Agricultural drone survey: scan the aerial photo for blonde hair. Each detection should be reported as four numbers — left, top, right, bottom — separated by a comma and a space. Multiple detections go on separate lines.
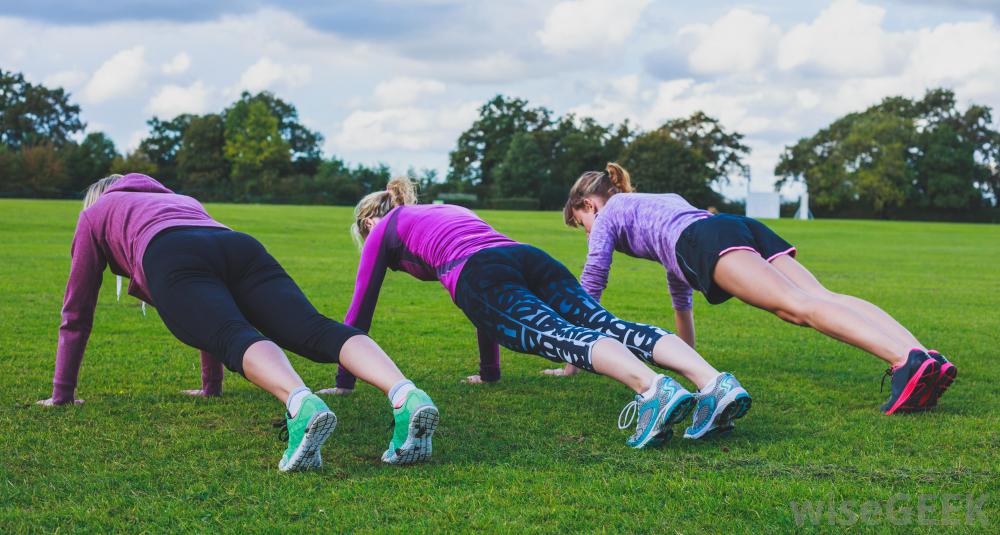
83, 174, 124, 210
351, 176, 418, 247
562, 163, 634, 227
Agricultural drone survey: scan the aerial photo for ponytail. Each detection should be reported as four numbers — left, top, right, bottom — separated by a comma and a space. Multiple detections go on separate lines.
351, 176, 418, 247
562, 162, 634, 227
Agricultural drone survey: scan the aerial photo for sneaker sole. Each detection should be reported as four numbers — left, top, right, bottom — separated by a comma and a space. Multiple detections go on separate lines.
279, 410, 337, 472
884, 359, 940, 415
633, 393, 696, 449
382, 405, 439, 465
685, 391, 752, 440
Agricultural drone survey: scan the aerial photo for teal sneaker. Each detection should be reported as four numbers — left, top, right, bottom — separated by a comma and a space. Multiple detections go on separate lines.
684, 373, 751, 440
618, 375, 696, 449
277, 394, 337, 472
382, 389, 439, 465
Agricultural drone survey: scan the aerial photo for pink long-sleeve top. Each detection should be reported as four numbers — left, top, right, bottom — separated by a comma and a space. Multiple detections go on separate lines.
335, 204, 519, 389
52, 173, 228, 403
580, 192, 711, 311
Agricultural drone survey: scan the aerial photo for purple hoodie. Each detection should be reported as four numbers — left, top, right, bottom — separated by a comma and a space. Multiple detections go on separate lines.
580, 192, 710, 311
52, 174, 227, 403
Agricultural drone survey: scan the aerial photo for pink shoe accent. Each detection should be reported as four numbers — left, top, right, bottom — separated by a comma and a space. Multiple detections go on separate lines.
766, 247, 797, 262
885, 359, 939, 415
718, 246, 758, 257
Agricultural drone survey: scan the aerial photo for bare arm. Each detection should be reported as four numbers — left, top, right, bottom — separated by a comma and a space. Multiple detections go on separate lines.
674, 308, 696, 348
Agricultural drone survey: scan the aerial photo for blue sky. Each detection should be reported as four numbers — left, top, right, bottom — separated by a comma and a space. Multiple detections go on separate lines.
2, 0, 998, 199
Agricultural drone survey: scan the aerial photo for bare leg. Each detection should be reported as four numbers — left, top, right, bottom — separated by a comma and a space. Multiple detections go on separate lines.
714, 251, 909, 366
337, 334, 406, 394
651, 334, 720, 390
241, 340, 306, 404
590, 338, 659, 394
770, 255, 926, 351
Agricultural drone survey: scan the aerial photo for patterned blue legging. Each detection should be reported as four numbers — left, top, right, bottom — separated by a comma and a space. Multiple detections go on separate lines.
454, 245, 669, 372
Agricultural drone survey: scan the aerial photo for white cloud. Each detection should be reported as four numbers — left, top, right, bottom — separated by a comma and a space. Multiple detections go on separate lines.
333, 102, 479, 152
538, 0, 651, 54
161, 52, 191, 75
43, 69, 88, 90
680, 9, 781, 75
82, 46, 147, 103
235, 56, 312, 94
777, 0, 907, 77
146, 81, 211, 118
374, 77, 446, 107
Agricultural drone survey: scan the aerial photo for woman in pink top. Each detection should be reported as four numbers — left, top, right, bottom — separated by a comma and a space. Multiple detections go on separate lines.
561, 163, 956, 417
331, 177, 751, 447
40, 173, 439, 470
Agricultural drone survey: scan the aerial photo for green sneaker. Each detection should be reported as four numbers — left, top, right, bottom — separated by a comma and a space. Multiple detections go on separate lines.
382, 389, 439, 465
277, 394, 337, 472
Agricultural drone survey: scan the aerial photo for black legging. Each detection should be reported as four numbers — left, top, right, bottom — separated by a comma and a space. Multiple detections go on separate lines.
143, 227, 363, 375
455, 245, 669, 372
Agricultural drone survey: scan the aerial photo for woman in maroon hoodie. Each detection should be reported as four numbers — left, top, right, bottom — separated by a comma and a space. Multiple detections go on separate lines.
39, 173, 440, 471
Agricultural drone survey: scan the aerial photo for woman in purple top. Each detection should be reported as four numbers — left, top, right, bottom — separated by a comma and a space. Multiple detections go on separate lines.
40, 173, 439, 470
332, 177, 751, 446
561, 163, 956, 416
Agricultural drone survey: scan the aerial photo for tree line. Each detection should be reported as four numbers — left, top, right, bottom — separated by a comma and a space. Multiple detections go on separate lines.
1, 67, 997, 220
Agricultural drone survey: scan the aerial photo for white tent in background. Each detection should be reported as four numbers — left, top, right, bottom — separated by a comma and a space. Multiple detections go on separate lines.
746, 191, 781, 219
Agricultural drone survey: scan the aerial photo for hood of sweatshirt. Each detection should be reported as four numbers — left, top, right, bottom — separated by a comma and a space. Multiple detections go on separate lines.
103, 173, 174, 195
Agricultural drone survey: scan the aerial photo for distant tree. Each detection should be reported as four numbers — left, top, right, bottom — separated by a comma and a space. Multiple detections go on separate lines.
231, 91, 324, 175
137, 115, 194, 187
110, 148, 158, 177
495, 131, 550, 199
0, 69, 84, 149
64, 132, 117, 194
176, 114, 228, 199
18, 143, 70, 197
620, 112, 747, 208
448, 95, 553, 199
223, 99, 291, 200
777, 88, 998, 216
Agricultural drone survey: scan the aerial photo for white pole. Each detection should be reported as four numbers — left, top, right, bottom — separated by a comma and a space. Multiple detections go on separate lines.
798, 193, 810, 220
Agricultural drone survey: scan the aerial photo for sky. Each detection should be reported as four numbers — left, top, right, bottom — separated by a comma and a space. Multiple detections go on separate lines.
2, 0, 999, 200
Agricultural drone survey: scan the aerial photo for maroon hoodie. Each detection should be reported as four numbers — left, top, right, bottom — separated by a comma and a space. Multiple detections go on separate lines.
52, 174, 227, 403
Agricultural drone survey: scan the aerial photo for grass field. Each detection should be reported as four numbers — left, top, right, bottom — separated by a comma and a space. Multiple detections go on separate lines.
1, 198, 997, 533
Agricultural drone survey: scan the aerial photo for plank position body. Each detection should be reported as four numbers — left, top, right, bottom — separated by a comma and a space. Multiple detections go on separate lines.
559, 163, 957, 415
41, 173, 439, 470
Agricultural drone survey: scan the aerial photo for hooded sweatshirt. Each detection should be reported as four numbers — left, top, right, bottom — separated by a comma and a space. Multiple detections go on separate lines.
52, 174, 227, 403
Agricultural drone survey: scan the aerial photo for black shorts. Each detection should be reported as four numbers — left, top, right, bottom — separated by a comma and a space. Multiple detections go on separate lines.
675, 214, 796, 305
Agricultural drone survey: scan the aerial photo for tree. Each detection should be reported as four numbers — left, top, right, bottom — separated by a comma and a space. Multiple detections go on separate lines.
223, 99, 291, 199
110, 148, 158, 177
494, 131, 549, 199
18, 143, 70, 197
137, 114, 194, 186
63, 132, 117, 194
448, 95, 553, 199
176, 114, 228, 199
777, 88, 998, 217
0, 69, 84, 149
620, 113, 748, 208
230, 91, 324, 175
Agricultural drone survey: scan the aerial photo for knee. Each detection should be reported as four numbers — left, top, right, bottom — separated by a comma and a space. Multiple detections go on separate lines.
772, 295, 819, 326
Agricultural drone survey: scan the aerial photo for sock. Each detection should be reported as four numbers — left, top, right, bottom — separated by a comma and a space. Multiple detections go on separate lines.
699, 372, 724, 394
640, 374, 665, 401
389, 379, 416, 408
286, 386, 311, 418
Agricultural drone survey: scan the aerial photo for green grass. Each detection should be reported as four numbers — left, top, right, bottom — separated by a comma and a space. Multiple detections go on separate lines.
1, 199, 997, 533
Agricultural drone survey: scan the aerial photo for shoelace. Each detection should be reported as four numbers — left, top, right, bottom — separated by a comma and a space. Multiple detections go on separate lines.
880, 367, 894, 393
618, 398, 640, 430
274, 418, 289, 441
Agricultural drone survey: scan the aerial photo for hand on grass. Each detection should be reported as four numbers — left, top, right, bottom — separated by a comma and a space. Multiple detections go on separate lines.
542, 364, 580, 377
316, 387, 354, 396
36, 397, 84, 406
463, 374, 484, 384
